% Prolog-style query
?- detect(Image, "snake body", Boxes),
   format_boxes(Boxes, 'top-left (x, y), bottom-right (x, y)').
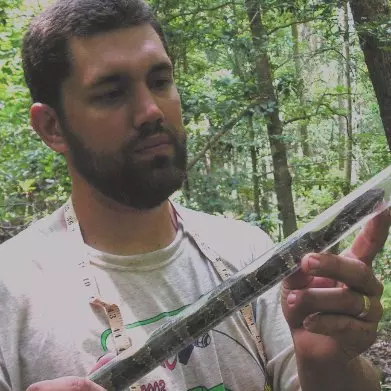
top-left (89, 188), bottom-right (385, 391)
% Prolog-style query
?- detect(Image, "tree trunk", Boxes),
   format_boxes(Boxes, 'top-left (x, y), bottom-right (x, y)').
top-left (337, 59), bottom-right (346, 171)
top-left (291, 23), bottom-right (311, 157)
top-left (248, 113), bottom-right (261, 219)
top-left (343, 1), bottom-right (353, 195)
top-left (337, 5), bottom-right (346, 171)
top-left (203, 155), bottom-right (211, 175)
top-left (244, 0), bottom-right (297, 237)
top-left (349, 0), bottom-right (391, 151)
top-left (260, 158), bottom-right (270, 214)
top-left (183, 179), bottom-right (191, 203)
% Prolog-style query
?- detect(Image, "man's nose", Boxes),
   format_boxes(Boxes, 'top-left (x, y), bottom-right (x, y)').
top-left (132, 85), bottom-right (164, 130)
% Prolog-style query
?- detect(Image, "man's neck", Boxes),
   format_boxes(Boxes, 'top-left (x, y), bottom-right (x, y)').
top-left (70, 184), bottom-right (177, 256)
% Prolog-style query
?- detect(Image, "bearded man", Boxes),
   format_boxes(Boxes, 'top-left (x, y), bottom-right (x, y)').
top-left (0, 1), bottom-right (388, 390)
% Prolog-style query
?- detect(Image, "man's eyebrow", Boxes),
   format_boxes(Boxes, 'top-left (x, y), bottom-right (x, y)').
top-left (148, 62), bottom-right (173, 74)
top-left (87, 73), bottom-right (125, 90)
top-left (86, 62), bottom-right (173, 90)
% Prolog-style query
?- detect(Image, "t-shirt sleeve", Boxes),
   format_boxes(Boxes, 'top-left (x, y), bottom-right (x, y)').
top-left (0, 281), bottom-right (16, 391)
top-left (0, 351), bottom-right (11, 391)
top-left (0, 279), bottom-right (13, 391)
top-left (0, 240), bottom-right (31, 391)
top-left (255, 284), bottom-right (301, 391)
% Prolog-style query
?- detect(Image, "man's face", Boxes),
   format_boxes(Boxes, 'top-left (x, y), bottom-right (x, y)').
top-left (59, 24), bottom-right (187, 209)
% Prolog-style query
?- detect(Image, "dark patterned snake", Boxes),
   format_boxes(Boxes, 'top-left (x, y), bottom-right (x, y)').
top-left (89, 188), bottom-right (385, 390)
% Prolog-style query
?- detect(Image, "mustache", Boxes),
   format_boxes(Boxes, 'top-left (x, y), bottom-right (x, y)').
top-left (137, 121), bottom-right (172, 138)
top-left (126, 121), bottom-right (179, 152)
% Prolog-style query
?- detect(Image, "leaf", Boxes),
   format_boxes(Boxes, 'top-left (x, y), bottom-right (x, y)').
top-left (18, 179), bottom-right (36, 193)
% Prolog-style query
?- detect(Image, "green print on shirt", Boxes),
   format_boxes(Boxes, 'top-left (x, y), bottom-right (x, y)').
top-left (188, 385), bottom-right (231, 391)
top-left (99, 310), bottom-right (253, 391)
top-left (99, 308), bottom-right (251, 391)
top-left (100, 306), bottom-right (229, 391)
top-left (100, 304), bottom-right (189, 351)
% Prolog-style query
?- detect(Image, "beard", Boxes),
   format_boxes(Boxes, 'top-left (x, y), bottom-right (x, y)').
top-left (61, 120), bottom-right (187, 210)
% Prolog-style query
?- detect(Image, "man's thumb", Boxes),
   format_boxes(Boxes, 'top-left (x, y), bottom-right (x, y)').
top-left (88, 353), bottom-right (116, 375)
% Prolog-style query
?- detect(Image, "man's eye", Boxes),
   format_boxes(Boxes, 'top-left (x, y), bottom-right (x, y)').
top-left (94, 89), bottom-right (124, 104)
top-left (151, 78), bottom-right (172, 89)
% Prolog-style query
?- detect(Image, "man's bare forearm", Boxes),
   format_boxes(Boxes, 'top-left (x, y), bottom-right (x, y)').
top-left (297, 355), bottom-right (380, 391)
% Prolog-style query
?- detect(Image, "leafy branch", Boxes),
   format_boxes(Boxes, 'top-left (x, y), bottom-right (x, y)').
top-left (283, 93), bottom-right (348, 126)
top-left (187, 102), bottom-right (258, 170)
top-left (267, 6), bottom-right (335, 36)
top-left (164, 2), bottom-right (238, 23)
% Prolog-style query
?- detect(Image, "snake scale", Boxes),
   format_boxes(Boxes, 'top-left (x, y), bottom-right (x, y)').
top-left (89, 188), bottom-right (385, 390)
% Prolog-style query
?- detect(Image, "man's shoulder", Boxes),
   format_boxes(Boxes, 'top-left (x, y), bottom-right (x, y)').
top-left (175, 202), bottom-right (270, 236)
top-left (174, 203), bottom-right (274, 268)
top-left (0, 205), bottom-right (69, 300)
top-left (0, 206), bottom-right (66, 263)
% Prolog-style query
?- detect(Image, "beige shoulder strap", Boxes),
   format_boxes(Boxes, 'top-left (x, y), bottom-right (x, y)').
top-left (64, 200), bottom-right (141, 391)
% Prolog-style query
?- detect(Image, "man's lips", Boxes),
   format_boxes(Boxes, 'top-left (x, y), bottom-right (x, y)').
top-left (133, 134), bottom-right (172, 152)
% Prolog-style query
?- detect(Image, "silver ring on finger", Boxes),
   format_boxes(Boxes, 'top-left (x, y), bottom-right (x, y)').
top-left (357, 294), bottom-right (371, 319)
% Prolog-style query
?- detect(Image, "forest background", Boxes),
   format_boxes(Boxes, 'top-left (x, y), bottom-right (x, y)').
top-left (0, 0), bottom-right (391, 388)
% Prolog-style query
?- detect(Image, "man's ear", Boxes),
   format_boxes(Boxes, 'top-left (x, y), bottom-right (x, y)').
top-left (30, 103), bottom-right (68, 153)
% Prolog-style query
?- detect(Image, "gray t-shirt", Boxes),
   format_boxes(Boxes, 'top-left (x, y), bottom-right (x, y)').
top-left (0, 204), bottom-right (300, 391)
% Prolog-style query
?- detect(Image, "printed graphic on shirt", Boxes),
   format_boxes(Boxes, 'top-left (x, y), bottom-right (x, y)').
top-left (138, 383), bottom-right (231, 391)
top-left (140, 380), bottom-right (167, 391)
top-left (138, 382), bottom-right (231, 391)
top-left (188, 385), bottom-right (231, 391)
top-left (99, 304), bottom-right (265, 391)
top-left (100, 305), bottom-right (189, 351)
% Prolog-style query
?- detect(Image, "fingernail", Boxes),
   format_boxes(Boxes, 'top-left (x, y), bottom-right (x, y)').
top-left (97, 352), bottom-right (116, 363)
top-left (287, 292), bottom-right (296, 305)
top-left (307, 256), bottom-right (320, 274)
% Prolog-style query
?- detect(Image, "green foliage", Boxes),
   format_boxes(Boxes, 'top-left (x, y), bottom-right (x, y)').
top-left (379, 282), bottom-right (391, 331)
top-left (0, 0), bottom-right (391, 261)
top-left (0, 0), bottom-right (70, 229)
top-left (375, 241), bottom-right (391, 283)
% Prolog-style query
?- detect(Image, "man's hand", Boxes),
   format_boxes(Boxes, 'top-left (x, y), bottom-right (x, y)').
top-left (26, 353), bottom-right (115, 391)
top-left (281, 209), bottom-right (391, 390)
top-left (282, 209), bottom-right (390, 361)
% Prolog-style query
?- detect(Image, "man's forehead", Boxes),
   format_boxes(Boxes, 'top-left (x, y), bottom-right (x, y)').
top-left (67, 25), bottom-right (170, 85)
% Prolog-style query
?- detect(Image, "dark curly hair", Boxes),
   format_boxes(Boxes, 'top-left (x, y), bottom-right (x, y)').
top-left (22, 0), bottom-right (168, 112)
